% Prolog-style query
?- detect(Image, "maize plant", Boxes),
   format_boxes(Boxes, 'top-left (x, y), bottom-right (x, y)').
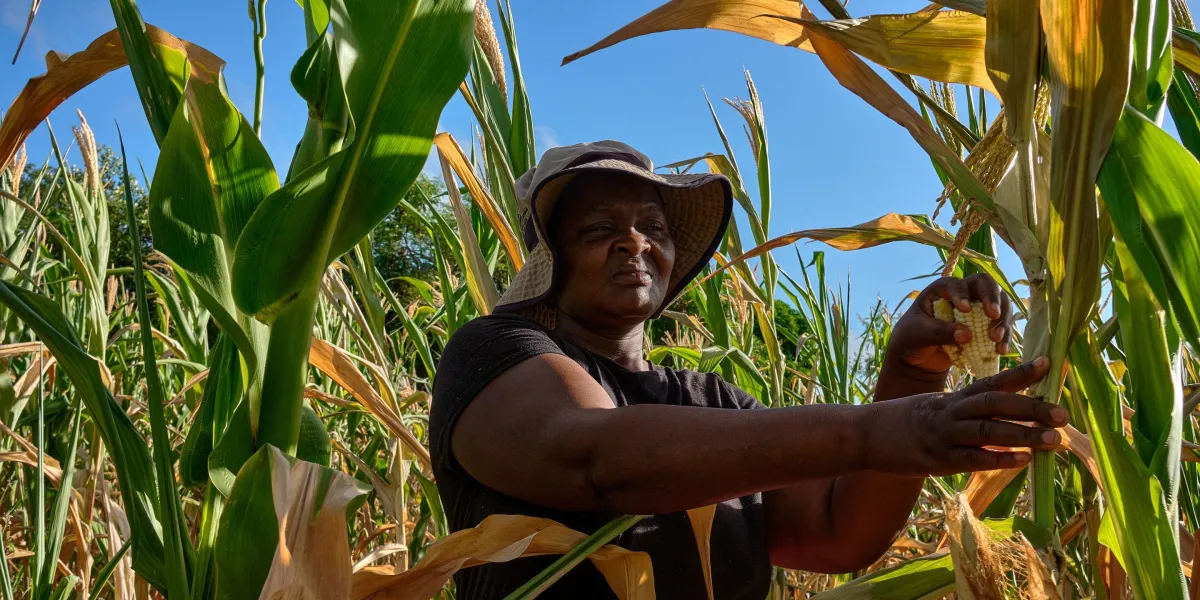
top-left (565, 0), bottom-right (1200, 596)
top-left (3, 0), bottom-right (1200, 598)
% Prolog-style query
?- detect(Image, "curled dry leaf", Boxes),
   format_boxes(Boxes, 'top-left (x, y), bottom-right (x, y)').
top-left (686, 505), bottom-right (716, 600)
top-left (308, 337), bottom-right (432, 468)
top-left (698, 212), bottom-right (992, 288)
top-left (563, 0), bottom-right (816, 66)
top-left (433, 133), bottom-right (524, 270)
top-left (0, 25), bottom-right (222, 170)
top-left (351, 514), bottom-right (654, 600)
top-left (258, 446), bottom-right (370, 600)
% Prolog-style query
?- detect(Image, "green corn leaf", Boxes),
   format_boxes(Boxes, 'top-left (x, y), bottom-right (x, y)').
top-left (1040, 0), bottom-right (1134, 408)
top-left (297, 0), bottom-right (330, 44)
top-left (230, 0), bottom-right (473, 453)
top-left (471, 37), bottom-right (512, 148)
top-left (296, 404), bottom-right (332, 466)
top-left (1111, 239), bottom-right (1182, 523)
top-left (0, 280), bottom-right (169, 589)
top-left (208, 399), bottom-right (255, 496)
top-left (108, 0), bottom-right (185, 143)
top-left (146, 268), bottom-right (207, 363)
top-left (348, 240), bottom-right (389, 355)
top-left (149, 74), bottom-right (276, 365)
top-left (812, 552), bottom-right (953, 599)
top-left (377, 269), bottom-right (437, 377)
top-left (232, 0), bottom-right (474, 319)
top-left (1098, 108), bottom-right (1200, 353)
top-left (287, 30), bottom-right (348, 179)
top-left (414, 470), bottom-right (448, 539)
top-left (0, 524), bottom-right (11, 600)
top-left (120, 128), bottom-right (193, 599)
top-left (1165, 68), bottom-right (1200, 158)
top-left (498, 0), bottom-right (536, 177)
top-left (213, 445), bottom-right (277, 597)
top-left (1068, 333), bottom-right (1187, 599)
top-left (35, 397), bottom-right (82, 598)
top-left (1128, 0), bottom-right (1173, 119)
top-left (179, 336), bottom-right (244, 487)
top-left (44, 577), bottom-right (78, 600)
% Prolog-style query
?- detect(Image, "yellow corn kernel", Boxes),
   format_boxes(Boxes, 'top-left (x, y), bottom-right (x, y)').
top-left (933, 299), bottom-right (1000, 378)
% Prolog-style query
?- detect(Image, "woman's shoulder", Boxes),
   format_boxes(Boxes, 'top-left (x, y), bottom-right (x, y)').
top-left (447, 312), bottom-right (551, 343)
top-left (435, 313), bottom-right (564, 395)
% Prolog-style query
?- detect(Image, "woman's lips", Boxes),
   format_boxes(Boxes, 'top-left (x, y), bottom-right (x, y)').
top-left (612, 265), bottom-right (652, 286)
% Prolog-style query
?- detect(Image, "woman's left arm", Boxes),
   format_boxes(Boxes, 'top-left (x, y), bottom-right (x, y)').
top-left (763, 274), bottom-right (1014, 573)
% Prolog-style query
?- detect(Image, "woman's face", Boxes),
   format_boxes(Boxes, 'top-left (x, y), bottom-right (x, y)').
top-left (551, 174), bottom-right (676, 327)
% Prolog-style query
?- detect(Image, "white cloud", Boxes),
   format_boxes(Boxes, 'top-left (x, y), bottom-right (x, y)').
top-left (534, 125), bottom-right (560, 156)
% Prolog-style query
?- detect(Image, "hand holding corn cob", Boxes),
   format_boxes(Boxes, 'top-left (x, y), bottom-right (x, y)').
top-left (886, 274), bottom-right (1012, 378)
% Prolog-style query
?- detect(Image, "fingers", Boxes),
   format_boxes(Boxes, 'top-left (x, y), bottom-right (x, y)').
top-left (902, 312), bottom-right (970, 347)
top-left (963, 357), bottom-right (1050, 395)
top-left (948, 448), bottom-right (1032, 472)
top-left (949, 419), bottom-right (1061, 450)
top-left (919, 277), bottom-right (973, 315)
top-left (994, 293), bottom-right (1013, 354)
top-left (952, 391), bottom-right (1069, 427)
top-left (966, 274), bottom-right (1002, 319)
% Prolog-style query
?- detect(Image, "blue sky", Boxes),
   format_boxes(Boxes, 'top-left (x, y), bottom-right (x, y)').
top-left (3, 0), bottom-right (1180, 320)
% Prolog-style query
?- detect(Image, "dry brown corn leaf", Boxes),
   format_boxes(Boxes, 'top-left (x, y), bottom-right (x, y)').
top-left (351, 514), bottom-right (654, 600)
top-left (563, 0), bottom-right (816, 66)
top-left (0, 25), bottom-right (221, 170)
top-left (794, 11), bottom-right (996, 94)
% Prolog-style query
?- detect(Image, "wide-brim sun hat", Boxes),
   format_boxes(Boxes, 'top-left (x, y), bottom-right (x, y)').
top-left (495, 140), bottom-right (733, 328)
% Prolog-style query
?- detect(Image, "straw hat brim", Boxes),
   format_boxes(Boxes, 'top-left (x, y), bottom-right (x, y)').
top-left (495, 158), bottom-right (732, 324)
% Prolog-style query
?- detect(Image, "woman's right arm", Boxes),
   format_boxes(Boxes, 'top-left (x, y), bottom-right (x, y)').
top-left (450, 352), bottom-right (1059, 516)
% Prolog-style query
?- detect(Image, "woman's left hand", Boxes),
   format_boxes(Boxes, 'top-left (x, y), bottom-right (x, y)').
top-left (886, 273), bottom-right (1013, 375)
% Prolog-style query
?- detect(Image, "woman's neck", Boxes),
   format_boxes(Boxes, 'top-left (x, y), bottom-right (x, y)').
top-left (554, 311), bottom-right (649, 372)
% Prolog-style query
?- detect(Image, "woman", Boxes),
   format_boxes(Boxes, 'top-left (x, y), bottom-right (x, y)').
top-left (430, 141), bottom-right (1063, 599)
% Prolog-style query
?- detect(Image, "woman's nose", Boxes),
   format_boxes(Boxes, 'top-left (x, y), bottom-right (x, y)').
top-left (615, 229), bottom-right (652, 256)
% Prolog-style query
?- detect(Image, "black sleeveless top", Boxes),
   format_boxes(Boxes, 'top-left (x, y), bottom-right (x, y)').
top-left (430, 314), bottom-right (772, 599)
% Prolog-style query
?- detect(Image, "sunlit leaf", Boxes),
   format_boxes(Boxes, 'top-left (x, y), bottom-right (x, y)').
top-left (563, 0), bottom-right (816, 66)
top-left (0, 26), bottom-right (221, 170)
top-left (1069, 333), bottom-right (1187, 598)
top-left (351, 514), bottom-right (653, 600)
top-left (1098, 108), bottom-right (1200, 354)
top-left (791, 11), bottom-right (995, 94)
top-left (1040, 0), bottom-right (1134, 409)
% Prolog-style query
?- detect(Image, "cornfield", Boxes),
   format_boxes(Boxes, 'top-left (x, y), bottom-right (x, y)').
top-left (1, 0), bottom-right (1199, 597)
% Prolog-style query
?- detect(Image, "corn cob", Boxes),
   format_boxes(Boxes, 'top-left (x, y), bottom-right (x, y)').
top-left (933, 299), bottom-right (1000, 378)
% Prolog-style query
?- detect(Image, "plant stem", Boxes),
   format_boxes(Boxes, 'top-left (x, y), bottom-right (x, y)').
top-left (254, 288), bottom-right (320, 455)
top-left (252, 0), bottom-right (268, 137)
top-left (1032, 450), bottom-right (1057, 530)
top-left (503, 515), bottom-right (646, 600)
top-left (118, 127), bottom-right (192, 599)
top-left (34, 351), bottom-right (44, 593)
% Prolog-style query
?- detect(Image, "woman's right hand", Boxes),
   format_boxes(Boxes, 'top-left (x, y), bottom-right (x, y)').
top-left (861, 357), bottom-right (1066, 477)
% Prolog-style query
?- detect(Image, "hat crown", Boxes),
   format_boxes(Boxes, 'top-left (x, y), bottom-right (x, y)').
top-left (515, 140), bottom-right (655, 207)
